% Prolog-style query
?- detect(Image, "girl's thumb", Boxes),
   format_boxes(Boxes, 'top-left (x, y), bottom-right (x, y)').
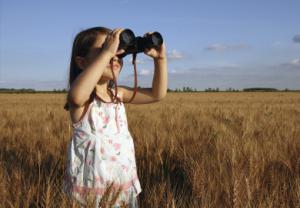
top-left (116, 49), bottom-right (125, 55)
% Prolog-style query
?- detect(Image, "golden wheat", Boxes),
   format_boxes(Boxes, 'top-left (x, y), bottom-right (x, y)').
top-left (0, 92), bottom-right (299, 207)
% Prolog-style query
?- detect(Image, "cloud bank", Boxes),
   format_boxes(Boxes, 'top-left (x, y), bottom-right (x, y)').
top-left (204, 43), bottom-right (250, 51)
top-left (167, 49), bottom-right (184, 60)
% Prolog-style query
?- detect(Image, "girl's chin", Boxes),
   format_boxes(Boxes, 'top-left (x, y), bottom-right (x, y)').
top-left (106, 65), bottom-right (121, 69)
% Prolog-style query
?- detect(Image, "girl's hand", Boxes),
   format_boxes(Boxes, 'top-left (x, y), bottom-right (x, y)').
top-left (102, 28), bottom-right (125, 58)
top-left (143, 32), bottom-right (167, 61)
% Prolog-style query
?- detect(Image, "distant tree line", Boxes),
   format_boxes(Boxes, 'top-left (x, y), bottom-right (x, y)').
top-left (0, 88), bottom-right (67, 93)
top-left (0, 87), bottom-right (299, 93)
top-left (243, 87), bottom-right (278, 92)
top-left (0, 88), bottom-right (36, 93)
top-left (169, 87), bottom-right (299, 92)
top-left (173, 86), bottom-right (199, 92)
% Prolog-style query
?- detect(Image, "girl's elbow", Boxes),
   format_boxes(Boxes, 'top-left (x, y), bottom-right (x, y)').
top-left (156, 93), bottom-right (167, 101)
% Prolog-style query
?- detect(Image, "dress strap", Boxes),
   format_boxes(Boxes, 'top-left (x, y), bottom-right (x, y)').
top-left (109, 88), bottom-right (122, 103)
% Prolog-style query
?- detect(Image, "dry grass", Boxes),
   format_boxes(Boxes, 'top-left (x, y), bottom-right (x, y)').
top-left (0, 92), bottom-right (299, 207)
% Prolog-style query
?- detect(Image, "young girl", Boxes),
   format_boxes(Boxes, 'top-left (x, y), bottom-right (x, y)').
top-left (62, 26), bottom-right (168, 207)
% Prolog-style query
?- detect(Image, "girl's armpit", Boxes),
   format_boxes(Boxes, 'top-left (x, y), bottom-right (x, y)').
top-left (70, 102), bottom-right (91, 126)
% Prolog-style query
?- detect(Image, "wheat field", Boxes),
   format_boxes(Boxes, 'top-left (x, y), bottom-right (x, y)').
top-left (0, 92), bottom-right (299, 207)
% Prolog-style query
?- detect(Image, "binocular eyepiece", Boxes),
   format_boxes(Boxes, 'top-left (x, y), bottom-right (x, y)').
top-left (117, 29), bottom-right (163, 58)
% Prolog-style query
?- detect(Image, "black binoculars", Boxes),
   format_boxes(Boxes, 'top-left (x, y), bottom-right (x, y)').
top-left (117, 29), bottom-right (163, 58)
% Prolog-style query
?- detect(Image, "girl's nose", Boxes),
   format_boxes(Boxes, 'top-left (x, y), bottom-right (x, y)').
top-left (111, 56), bottom-right (119, 62)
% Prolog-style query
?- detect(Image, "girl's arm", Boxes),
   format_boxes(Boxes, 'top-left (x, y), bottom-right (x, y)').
top-left (119, 41), bottom-right (168, 104)
top-left (119, 57), bottom-right (168, 104)
top-left (68, 51), bottom-right (113, 107)
top-left (68, 29), bottom-right (124, 107)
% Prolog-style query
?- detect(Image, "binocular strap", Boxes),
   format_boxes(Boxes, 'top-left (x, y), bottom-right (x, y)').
top-left (109, 53), bottom-right (138, 104)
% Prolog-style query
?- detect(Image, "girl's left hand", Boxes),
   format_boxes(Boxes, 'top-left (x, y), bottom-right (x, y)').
top-left (143, 32), bottom-right (166, 61)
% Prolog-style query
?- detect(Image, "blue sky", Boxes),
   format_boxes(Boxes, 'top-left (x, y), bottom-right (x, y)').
top-left (0, 0), bottom-right (299, 90)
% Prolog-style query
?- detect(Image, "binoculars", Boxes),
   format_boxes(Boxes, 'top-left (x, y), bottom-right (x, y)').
top-left (117, 29), bottom-right (163, 58)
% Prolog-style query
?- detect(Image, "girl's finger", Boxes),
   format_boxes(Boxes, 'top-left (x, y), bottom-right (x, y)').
top-left (115, 28), bottom-right (125, 38)
top-left (112, 28), bottom-right (123, 37)
top-left (116, 49), bottom-right (125, 55)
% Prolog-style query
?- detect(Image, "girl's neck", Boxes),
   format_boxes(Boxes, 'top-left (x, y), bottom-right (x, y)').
top-left (95, 80), bottom-right (109, 94)
top-left (94, 80), bottom-right (115, 102)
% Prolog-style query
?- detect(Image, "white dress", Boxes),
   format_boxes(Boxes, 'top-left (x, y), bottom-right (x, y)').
top-left (63, 89), bottom-right (142, 207)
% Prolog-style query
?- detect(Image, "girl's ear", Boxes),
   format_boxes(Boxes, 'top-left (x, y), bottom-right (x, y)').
top-left (75, 56), bottom-right (88, 70)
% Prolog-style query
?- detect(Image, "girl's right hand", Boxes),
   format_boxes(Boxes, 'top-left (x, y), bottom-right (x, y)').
top-left (102, 28), bottom-right (125, 58)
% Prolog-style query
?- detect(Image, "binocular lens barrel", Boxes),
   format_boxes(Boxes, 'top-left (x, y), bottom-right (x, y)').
top-left (118, 29), bottom-right (135, 50)
top-left (149, 32), bottom-right (163, 47)
top-left (117, 29), bottom-right (163, 58)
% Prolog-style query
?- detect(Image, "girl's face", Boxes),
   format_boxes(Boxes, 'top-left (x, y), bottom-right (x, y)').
top-left (79, 33), bottom-right (123, 82)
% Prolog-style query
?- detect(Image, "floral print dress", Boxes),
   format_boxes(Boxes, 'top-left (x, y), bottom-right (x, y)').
top-left (63, 89), bottom-right (142, 207)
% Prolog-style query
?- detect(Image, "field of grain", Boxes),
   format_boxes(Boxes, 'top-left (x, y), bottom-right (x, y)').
top-left (0, 92), bottom-right (299, 207)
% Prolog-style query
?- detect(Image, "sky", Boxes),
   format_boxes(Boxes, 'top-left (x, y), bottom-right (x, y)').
top-left (0, 0), bottom-right (300, 91)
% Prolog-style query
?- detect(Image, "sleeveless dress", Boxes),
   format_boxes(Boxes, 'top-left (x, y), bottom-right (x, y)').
top-left (63, 89), bottom-right (142, 207)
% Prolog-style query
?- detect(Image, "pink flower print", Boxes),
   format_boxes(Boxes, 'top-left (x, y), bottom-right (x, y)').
top-left (78, 131), bottom-right (85, 138)
top-left (113, 143), bottom-right (121, 151)
top-left (100, 147), bottom-right (105, 154)
top-left (108, 139), bottom-right (113, 144)
top-left (103, 115), bottom-right (110, 125)
top-left (97, 127), bottom-right (104, 134)
top-left (110, 156), bottom-right (117, 161)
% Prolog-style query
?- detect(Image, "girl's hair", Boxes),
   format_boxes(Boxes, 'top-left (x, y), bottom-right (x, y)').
top-left (64, 26), bottom-right (121, 111)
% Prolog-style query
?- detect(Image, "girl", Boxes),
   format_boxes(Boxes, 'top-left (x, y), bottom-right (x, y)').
top-left (62, 26), bottom-right (168, 208)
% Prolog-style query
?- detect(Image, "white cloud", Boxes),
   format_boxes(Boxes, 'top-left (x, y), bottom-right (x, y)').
top-left (293, 34), bottom-right (300, 43)
top-left (90, 61), bottom-right (300, 90)
top-left (169, 69), bottom-right (182, 74)
top-left (205, 43), bottom-right (250, 51)
top-left (122, 49), bottom-right (185, 63)
top-left (138, 69), bottom-right (152, 76)
top-left (281, 58), bottom-right (300, 67)
top-left (167, 49), bottom-right (184, 60)
top-left (2, 61), bottom-right (299, 91)
top-left (287, 58), bottom-right (300, 66)
top-left (124, 57), bottom-right (146, 65)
